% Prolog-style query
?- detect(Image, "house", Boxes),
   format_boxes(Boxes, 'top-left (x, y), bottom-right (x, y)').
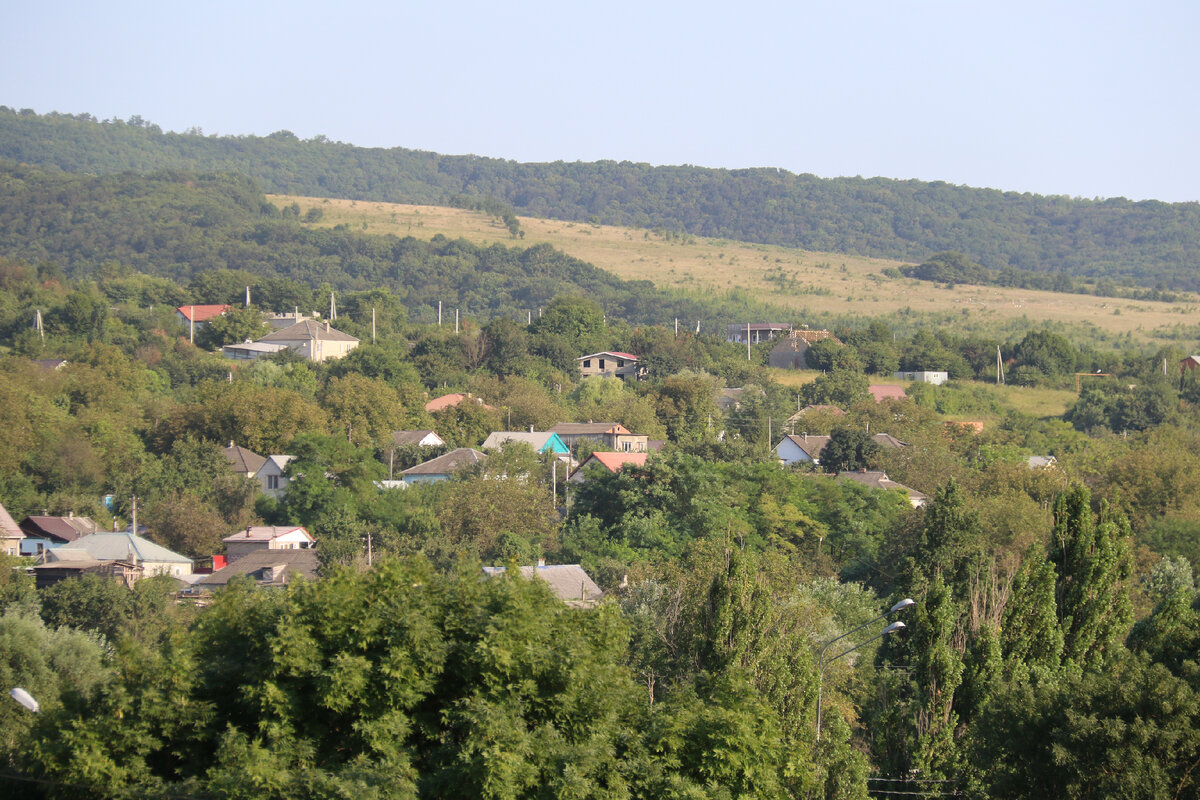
top-left (775, 434), bottom-right (831, 466)
top-left (787, 405), bottom-right (847, 424)
top-left (425, 393), bottom-right (496, 413)
top-left (481, 561), bottom-right (604, 608)
top-left (255, 455), bottom-right (295, 499)
top-left (46, 532), bottom-right (193, 578)
top-left (1027, 455), bottom-right (1058, 470)
top-left (768, 329), bottom-right (841, 369)
top-left (194, 549), bottom-right (319, 590)
top-left (176, 304), bottom-right (230, 329)
top-left (727, 323), bottom-right (792, 344)
top-left (32, 557), bottom-right (143, 590)
top-left (481, 431), bottom-right (570, 456)
top-left (836, 470), bottom-right (927, 508)
top-left (223, 443), bottom-right (267, 480)
top-left (391, 430), bottom-right (446, 448)
top-left (223, 525), bottom-right (314, 562)
top-left (32, 358), bottom-right (68, 370)
top-left (18, 514), bottom-right (99, 556)
top-left (222, 341), bottom-right (290, 360)
top-left (568, 452), bottom-right (649, 484)
top-left (550, 422), bottom-right (649, 453)
top-left (401, 448), bottom-right (487, 484)
top-left (257, 319), bottom-right (359, 363)
top-left (775, 433), bottom-right (908, 466)
top-left (894, 371), bottom-right (949, 385)
top-left (577, 352), bottom-right (646, 381)
top-left (0, 502), bottom-right (23, 557)
top-left (868, 384), bottom-right (907, 403)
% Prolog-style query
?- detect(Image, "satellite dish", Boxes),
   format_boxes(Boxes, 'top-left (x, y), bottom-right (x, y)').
top-left (10, 687), bottom-right (39, 713)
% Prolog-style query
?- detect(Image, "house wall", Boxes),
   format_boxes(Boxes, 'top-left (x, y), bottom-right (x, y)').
top-left (776, 438), bottom-right (817, 465)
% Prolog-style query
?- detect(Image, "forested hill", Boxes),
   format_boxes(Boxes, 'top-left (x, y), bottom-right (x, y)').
top-left (0, 160), bottom-right (779, 326)
top-left (3, 107), bottom-right (1200, 290)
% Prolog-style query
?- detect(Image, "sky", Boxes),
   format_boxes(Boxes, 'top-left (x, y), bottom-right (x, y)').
top-left (2, 0), bottom-right (1197, 202)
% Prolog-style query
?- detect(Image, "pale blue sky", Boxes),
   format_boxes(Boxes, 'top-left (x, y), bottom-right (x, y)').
top-left (2, 1), bottom-right (1196, 201)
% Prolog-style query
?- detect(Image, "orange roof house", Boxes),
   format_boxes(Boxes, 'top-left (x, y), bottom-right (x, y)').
top-left (425, 393), bottom-right (497, 413)
top-left (176, 305), bottom-right (231, 324)
top-left (568, 451), bottom-right (649, 483)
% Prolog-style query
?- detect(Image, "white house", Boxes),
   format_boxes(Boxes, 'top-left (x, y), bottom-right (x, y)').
top-left (774, 434), bottom-right (831, 466)
top-left (255, 455), bottom-right (295, 499)
top-left (258, 319), bottom-right (359, 363)
top-left (224, 525), bottom-right (315, 562)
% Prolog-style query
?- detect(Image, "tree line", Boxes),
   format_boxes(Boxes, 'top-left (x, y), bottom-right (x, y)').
top-left (2, 108), bottom-right (1199, 290)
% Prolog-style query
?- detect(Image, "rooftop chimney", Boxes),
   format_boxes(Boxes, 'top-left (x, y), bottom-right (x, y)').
top-left (537, 558), bottom-right (546, 568)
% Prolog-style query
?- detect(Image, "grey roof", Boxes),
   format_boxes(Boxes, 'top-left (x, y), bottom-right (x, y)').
top-left (223, 444), bottom-right (267, 475)
top-left (401, 448), bottom-right (487, 476)
top-left (196, 549), bottom-right (319, 587)
top-left (52, 532), bottom-right (192, 564)
top-left (392, 430), bottom-right (444, 447)
top-left (481, 564), bottom-right (604, 608)
top-left (481, 431), bottom-right (553, 451)
top-left (836, 470), bottom-right (927, 503)
top-left (260, 319), bottom-right (358, 343)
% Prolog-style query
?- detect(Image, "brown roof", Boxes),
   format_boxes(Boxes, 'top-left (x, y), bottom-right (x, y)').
top-left (549, 422), bottom-right (632, 436)
top-left (196, 549), bottom-right (319, 587)
top-left (19, 515), bottom-right (98, 543)
top-left (391, 430), bottom-right (444, 446)
top-left (791, 329), bottom-right (840, 345)
top-left (223, 444), bottom-right (266, 475)
top-left (260, 319), bottom-right (358, 344)
top-left (401, 448), bottom-right (487, 477)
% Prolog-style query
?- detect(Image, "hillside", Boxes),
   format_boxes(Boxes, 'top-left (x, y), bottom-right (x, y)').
top-left (269, 194), bottom-right (1200, 346)
top-left (3, 107), bottom-right (1199, 290)
top-left (0, 161), bottom-right (788, 328)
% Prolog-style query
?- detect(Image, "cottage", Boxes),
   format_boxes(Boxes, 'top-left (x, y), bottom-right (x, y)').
top-left (836, 470), bottom-right (927, 508)
top-left (176, 304), bottom-right (230, 330)
top-left (577, 352), bottom-right (645, 381)
top-left (481, 431), bottom-right (570, 456)
top-left (481, 561), bottom-right (604, 608)
top-left (195, 549), bottom-right (319, 590)
top-left (19, 514), bottom-right (99, 556)
top-left (255, 455), bottom-right (295, 499)
top-left (258, 319), bottom-right (359, 363)
top-left (223, 443), bottom-right (267, 479)
top-left (401, 448), bottom-right (487, 484)
top-left (224, 525), bottom-right (314, 562)
top-left (0, 502), bottom-right (23, 557)
top-left (391, 430), bottom-right (447, 448)
top-left (568, 451), bottom-right (649, 484)
top-left (46, 532), bottom-right (193, 578)
top-left (550, 422), bottom-right (649, 453)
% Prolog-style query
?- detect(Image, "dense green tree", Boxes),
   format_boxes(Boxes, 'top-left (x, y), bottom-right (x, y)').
top-left (195, 305), bottom-right (269, 350)
top-left (820, 427), bottom-right (881, 472)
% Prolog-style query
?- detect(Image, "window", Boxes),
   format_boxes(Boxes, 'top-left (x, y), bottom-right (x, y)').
top-left (583, 359), bottom-right (591, 368)
top-left (622, 441), bottom-right (632, 452)
top-left (267, 475), bottom-right (280, 490)
top-left (599, 359), bottom-right (606, 369)
top-left (617, 359), bottom-right (625, 367)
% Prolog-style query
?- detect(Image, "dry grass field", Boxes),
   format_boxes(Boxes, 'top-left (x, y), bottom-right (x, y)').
top-left (269, 195), bottom-right (1200, 346)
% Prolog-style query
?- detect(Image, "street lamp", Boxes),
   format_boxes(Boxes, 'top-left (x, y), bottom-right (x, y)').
top-left (815, 598), bottom-right (914, 741)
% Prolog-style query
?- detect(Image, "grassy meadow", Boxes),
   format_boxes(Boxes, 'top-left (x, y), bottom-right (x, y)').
top-left (269, 195), bottom-right (1200, 347)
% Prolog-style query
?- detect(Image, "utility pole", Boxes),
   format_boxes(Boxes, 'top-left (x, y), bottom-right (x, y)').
top-left (438, 301), bottom-right (442, 326)
top-left (455, 308), bottom-right (459, 334)
top-left (189, 306), bottom-right (195, 343)
top-left (130, 495), bottom-right (138, 535)
top-left (371, 307), bottom-right (376, 343)
top-left (747, 322), bottom-right (751, 361)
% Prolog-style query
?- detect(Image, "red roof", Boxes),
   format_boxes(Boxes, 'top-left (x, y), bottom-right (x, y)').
top-left (868, 385), bottom-right (907, 403)
top-left (583, 452), bottom-right (648, 473)
top-left (177, 304), bottom-right (231, 322)
top-left (424, 393), bottom-right (497, 413)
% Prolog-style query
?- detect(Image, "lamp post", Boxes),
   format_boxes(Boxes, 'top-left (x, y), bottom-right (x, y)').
top-left (815, 598), bottom-right (914, 741)
top-left (10, 687), bottom-right (39, 713)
